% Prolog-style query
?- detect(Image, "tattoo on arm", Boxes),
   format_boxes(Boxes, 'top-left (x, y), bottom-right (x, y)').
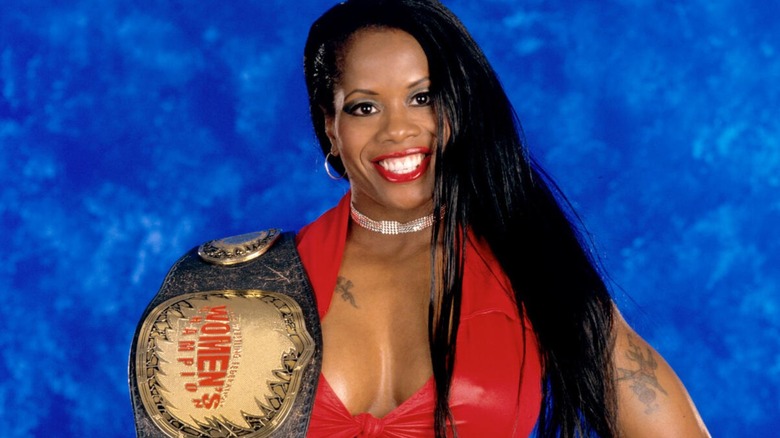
top-left (336, 276), bottom-right (359, 308)
top-left (617, 333), bottom-right (668, 414)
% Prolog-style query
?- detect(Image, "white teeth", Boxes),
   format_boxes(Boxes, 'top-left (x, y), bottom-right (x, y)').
top-left (379, 154), bottom-right (424, 174)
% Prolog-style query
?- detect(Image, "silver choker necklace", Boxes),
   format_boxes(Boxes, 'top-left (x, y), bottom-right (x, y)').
top-left (350, 203), bottom-right (435, 235)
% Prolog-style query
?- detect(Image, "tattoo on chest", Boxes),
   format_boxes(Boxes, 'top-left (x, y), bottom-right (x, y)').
top-left (617, 333), bottom-right (668, 414)
top-left (336, 276), bottom-right (359, 308)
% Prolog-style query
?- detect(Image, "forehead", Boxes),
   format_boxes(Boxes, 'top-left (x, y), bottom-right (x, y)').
top-left (337, 28), bottom-right (429, 86)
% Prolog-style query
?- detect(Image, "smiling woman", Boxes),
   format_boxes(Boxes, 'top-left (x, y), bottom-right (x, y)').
top-left (323, 28), bottom-right (438, 219)
top-left (127, 0), bottom-right (712, 437)
top-left (302, 1), bottom-right (711, 437)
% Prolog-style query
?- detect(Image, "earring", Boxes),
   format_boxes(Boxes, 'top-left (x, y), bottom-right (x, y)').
top-left (324, 152), bottom-right (346, 180)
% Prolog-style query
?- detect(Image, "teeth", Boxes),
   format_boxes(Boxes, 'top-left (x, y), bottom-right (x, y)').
top-left (379, 154), bottom-right (424, 174)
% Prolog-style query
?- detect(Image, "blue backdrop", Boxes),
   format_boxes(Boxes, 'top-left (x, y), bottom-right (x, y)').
top-left (2, 1), bottom-right (778, 436)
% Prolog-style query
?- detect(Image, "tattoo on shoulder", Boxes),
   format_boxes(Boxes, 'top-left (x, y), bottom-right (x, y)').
top-left (336, 276), bottom-right (359, 308)
top-left (617, 333), bottom-right (668, 414)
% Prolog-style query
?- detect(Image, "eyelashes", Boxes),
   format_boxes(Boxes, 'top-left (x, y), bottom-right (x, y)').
top-left (344, 102), bottom-right (378, 116)
top-left (342, 91), bottom-right (432, 117)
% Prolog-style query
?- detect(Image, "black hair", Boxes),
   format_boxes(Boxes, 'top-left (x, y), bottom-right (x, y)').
top-left (304, 1), bottom-right (617, 436)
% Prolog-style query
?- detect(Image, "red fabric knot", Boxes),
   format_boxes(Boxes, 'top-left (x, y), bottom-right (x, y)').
top-left (355, 413), bottom-right (385, 437)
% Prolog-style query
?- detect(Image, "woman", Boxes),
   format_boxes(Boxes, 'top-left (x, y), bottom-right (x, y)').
top-left (299, 0), bottom-right (710, 436)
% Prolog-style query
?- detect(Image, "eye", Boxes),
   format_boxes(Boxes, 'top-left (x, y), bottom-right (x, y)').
top-left (411, 91), bottom-right (431, 106)
top-left (345, 102), bottom-right (378, 116)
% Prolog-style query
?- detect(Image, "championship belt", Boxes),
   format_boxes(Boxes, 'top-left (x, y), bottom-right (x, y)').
top-left (128, 229), bottom-right (322, 437)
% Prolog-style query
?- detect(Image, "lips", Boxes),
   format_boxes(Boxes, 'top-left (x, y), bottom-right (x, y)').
top-left (372, 148), bottom-right (432, 183)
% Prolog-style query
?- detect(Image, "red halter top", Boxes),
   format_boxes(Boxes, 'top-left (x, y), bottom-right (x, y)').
top-left (296, 194), bottom-right (542, 437)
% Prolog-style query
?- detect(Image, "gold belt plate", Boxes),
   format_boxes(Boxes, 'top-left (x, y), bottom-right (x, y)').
top-left (135, 290), bottom-right (315, 437)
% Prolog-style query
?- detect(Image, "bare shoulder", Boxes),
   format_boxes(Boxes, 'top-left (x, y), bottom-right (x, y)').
top-left (612, 313), bottom-right (711, 437)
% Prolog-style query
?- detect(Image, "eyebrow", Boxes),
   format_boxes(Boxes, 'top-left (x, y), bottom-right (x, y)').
top-left (343, 76), bottom-right (431, 101)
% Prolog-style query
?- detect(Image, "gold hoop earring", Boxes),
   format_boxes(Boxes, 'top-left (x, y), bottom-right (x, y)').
top-left (324, 152), bottom-right (346, 180)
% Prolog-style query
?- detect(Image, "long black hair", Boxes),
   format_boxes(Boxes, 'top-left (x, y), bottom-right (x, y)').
top-left (304, 1), bottom-right (617, 436)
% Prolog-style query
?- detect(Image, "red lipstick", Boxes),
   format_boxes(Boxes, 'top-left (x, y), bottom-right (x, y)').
top-left (372, 148), bottom-right (432, 183)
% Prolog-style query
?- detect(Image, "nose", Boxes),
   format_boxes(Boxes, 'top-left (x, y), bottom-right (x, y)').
top-left (377, 105), bottom-right (421, 143)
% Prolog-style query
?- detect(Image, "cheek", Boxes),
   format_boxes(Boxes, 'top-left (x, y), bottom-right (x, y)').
top-left (335, 119), bottom-right (371, 150)
top-left (420, 110), bottom-right (441, 139)
top-left (331, 123), bottom-right (365, 167)
top-left (427, 110), bottom-right (450, 148)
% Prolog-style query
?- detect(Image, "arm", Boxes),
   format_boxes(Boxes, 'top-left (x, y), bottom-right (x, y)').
top-left (612, 313), bottom-right (711, 437)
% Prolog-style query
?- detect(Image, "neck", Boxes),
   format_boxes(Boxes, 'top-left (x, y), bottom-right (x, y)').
top-left (349, 202), bottom-right (436, 235)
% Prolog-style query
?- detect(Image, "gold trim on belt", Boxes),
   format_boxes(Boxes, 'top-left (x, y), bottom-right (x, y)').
top-left (135, 290), bottom-right (315, 437)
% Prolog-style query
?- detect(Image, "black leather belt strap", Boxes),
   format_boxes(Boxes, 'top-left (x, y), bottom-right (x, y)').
top-left (128, 231), bottom-right (322, 437)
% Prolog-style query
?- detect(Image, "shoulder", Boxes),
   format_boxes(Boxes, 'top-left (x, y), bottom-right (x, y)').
top-left (612, 313), bottom-right (711, 437)
top-left (151, 228), bottom-right (298, 304)
top-left (296, 193), bottom-right (351, 247)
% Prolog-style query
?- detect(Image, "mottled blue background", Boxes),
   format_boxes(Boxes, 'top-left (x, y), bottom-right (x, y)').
top-left (2, 0), bottom-right (778, 436)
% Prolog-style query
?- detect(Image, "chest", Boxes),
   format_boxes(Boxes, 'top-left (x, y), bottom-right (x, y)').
top-left (320, 245), bottom-right (433, 416)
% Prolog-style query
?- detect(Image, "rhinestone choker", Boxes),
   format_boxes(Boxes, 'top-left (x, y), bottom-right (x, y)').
top-left (350, 203), bottom-right (435, 235)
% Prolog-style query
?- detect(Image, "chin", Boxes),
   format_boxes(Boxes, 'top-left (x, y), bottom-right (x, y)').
top-left (387, 191), bottom-right (434, 213)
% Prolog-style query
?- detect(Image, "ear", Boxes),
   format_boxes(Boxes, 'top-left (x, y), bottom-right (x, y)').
top-left (323, 112), bottom-right (338, 155)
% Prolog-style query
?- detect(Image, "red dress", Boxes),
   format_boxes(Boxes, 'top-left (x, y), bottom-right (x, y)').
top-left (296, 195), bottom-right (542, 437)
